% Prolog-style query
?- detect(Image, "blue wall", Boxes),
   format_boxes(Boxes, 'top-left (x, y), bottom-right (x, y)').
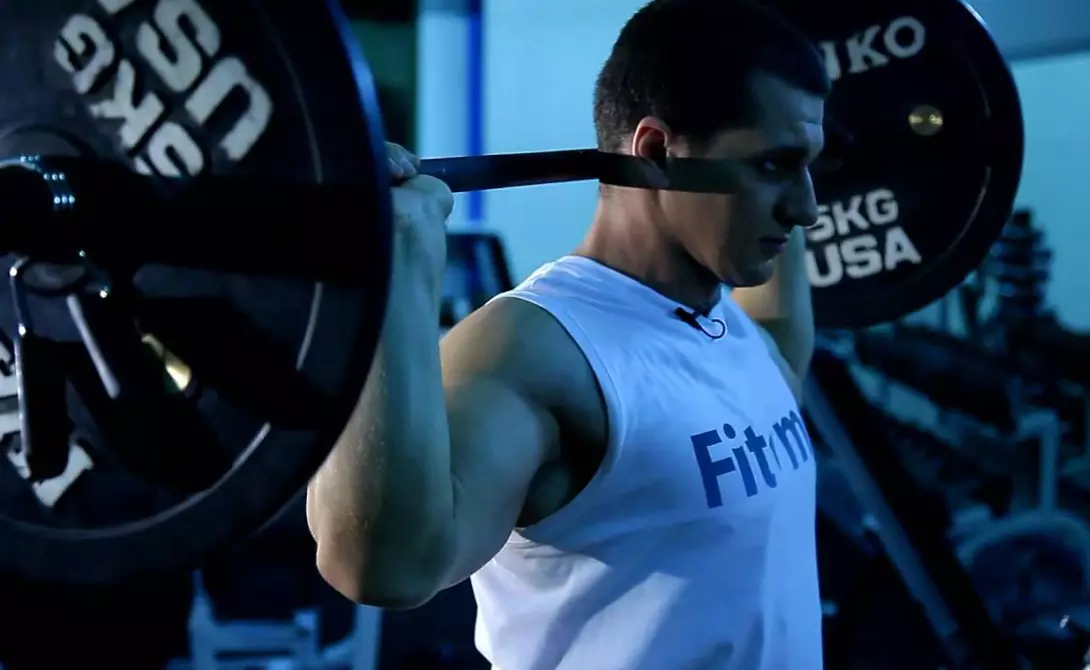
top-left (478, 0), bottom-right (638, 278)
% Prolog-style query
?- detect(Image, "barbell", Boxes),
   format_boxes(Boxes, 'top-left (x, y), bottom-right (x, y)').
top-left (0, 0), bottom-right (1024, 584)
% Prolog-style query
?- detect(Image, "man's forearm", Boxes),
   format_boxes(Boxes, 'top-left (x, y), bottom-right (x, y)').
top-left (308, 251), bottom-right (454, 605)
top-left (733, 228), bottom-right (815, 375)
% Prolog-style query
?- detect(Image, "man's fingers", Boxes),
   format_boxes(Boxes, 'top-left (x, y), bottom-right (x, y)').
top-left (405, 174), bottom-right (455, 218)
top-left (388, 156), bottom-right (417, 181)
top-left (388, 156), bottom-right (403, 180)
top-left (386, 142), bottom-right (419, 181)
top-left (386, 144), bottom-right (451, 219)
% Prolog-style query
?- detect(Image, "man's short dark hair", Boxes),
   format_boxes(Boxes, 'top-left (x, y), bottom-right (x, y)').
top-left (593, 0), bottom-right (831, 151)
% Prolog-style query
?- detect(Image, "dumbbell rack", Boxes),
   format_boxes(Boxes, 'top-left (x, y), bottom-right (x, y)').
top-left (853, 323), bottom-right (1069, 512)
top-left (969, 212), bottom-right (1090, 510)
top-left (988, 210), bottom-right (1053, 337)
top-left (805, 348), bottom-right (1089, 669)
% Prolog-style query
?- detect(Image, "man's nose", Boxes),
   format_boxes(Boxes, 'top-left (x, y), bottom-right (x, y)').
top-left (777, 172), bottom-right (819, 230)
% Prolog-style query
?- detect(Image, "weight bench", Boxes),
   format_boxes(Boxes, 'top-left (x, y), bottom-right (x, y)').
top-left (185, 574), bottom-right (382, 670)
top-left (188, 577), bottom-right (320, 670)
top-left (184, 495), bottom-right (382, 670)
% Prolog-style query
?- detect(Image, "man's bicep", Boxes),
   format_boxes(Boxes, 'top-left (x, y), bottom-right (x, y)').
top-left (435, 297), bottom-right (592, 586)
top-left (440, 375), bottom-right (557, 585)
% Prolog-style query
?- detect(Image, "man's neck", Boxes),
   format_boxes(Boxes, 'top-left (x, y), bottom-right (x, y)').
top-left (576, 197), bottom-right (723, 314)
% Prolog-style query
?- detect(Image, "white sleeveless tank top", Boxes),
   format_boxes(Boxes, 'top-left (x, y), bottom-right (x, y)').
top-left (470, 256), bottom-right (822, 670)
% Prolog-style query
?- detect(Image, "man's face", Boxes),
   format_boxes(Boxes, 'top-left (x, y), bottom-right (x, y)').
top-left (636, 72), bottom-right (825, 287)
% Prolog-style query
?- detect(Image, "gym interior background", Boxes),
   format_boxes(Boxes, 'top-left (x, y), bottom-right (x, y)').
top-left (6, 0), bottom-right (1090, 668)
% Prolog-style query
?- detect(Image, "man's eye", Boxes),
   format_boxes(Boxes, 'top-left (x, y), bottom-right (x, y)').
top-left (758, 159), bottom-right (782, 174)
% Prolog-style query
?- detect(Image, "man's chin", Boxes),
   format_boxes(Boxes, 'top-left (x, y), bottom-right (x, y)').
top-left (726, 262), bottom-right (775, 288)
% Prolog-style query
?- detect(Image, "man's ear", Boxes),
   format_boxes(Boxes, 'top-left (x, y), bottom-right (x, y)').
top-left (630, 116), bottom-right (673, 164)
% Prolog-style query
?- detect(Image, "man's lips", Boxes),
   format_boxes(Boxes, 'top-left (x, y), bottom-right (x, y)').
top-left (759, 236), bottom-right (789, 252)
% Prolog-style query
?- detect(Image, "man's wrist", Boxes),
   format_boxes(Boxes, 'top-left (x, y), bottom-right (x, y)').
top-left (390, 232), bottom-right (445, 309)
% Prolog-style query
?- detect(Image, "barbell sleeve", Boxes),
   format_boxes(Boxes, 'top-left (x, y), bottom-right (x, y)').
top-left (0, 157), bottom-right (379, 285)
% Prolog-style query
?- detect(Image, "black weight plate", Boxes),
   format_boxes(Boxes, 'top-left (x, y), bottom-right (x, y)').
top-left (964, 528), bottom-right (1090, 625)
top-left (0, 0), bottom-right (391, 583)
top-left (768, 0), bottom-right (1024, 329)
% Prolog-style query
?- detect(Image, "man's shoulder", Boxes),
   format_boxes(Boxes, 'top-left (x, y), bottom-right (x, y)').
top-left (444, 296), bottom-right (603, 408)
top-left (751, 322), bottom-right (804, 402)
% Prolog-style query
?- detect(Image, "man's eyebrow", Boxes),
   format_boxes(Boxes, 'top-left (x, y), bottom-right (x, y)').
top-left (750, 145), bottom-right (816, 161)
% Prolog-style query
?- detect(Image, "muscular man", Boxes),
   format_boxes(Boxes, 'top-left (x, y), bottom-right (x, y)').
top-left (308, 0), bottom-right (830, 667)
